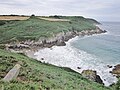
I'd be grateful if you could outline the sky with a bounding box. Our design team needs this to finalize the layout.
[0,0,120,21]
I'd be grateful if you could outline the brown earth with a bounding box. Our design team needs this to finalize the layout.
[0,16,29,20]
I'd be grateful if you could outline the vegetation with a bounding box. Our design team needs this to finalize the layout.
[0,16,119,90]
[0,16,96,44]
[0,49,113,90]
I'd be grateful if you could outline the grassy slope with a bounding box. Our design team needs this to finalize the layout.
[0,16,96,44]
[0,49,112,90]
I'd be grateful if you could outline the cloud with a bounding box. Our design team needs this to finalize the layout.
[0,0,120,21]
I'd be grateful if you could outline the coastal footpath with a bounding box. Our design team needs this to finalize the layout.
[0,15,119,90]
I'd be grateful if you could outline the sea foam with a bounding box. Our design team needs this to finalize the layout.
[34,36,117,86]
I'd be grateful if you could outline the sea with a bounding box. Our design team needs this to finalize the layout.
[34,22,120,86]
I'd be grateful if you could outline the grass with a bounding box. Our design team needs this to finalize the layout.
[0,16,119,90]
[0,49,113,90]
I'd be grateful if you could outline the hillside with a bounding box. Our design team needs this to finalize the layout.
[0,49,113,90]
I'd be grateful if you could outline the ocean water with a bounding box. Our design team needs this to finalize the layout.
[34,22,120,86]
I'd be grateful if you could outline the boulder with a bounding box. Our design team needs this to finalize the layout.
[81,70,103,84]
[77,67,81,69]
[111,64,120,77]
[56,40,66,46]
[107,65,112,68]
[41,58,44,60]
[3,64,21,82]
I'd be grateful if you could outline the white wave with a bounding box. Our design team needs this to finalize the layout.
[109,34,120,37]
[104,31,120,37]
[34,37,117,86]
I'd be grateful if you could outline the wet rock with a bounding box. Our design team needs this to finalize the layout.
[81,70,103,84]
[96,75,103,84]
[107,65,112,68]
[77,67,81,69]
[111,64,120,77]
[41,58,44,60]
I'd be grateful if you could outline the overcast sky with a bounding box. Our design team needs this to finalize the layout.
[0,0,120,21]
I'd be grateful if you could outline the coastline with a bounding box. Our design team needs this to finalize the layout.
[5,26,112,85]
[31,30,118,86]
[25,28,107,59]
[0,15,120,90]
[6,26,106,53]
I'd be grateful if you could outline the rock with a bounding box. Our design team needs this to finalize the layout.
[96,75,103,84]
[3,64,21,82]
[41,58,44,60]
[77,67,81,69]
[107,65,112,68]
[7,44,29,49]
[111,64,120,77]
[56,40,66,46]
[81,70,103,84]
[42,39,47,44]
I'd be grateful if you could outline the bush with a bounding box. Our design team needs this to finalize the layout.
[0,21,6,26]
[0,44,6,49]
[115,79,120,90]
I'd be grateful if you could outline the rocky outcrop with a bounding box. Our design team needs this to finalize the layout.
[111,64,120,77]
[56,39,66,46]
[6,44,30,50]
[81,70,103,84]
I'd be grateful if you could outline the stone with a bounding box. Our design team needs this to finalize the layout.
[3,64,21,82]
[111,64,120,77]
[107,65,112,68]
[56,40,66,46]
[41,58,44,60]
[77,67,81,69]
[81,70,103,84]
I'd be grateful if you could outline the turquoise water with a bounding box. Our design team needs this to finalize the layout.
[71,22,120,65]
[34,22,120,86]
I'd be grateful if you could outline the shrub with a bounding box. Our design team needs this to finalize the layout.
[0,21,6,26]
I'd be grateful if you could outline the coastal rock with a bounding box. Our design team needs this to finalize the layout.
[6,27,106,51]
[41,58,44,60]
[77,67,81,69]
[107,65,112,68]
[81,70,103,84]
[7,44,30,49]
[111,64,120,77]
[56,40,66,46]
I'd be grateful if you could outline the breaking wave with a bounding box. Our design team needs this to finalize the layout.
[34,36,117,86]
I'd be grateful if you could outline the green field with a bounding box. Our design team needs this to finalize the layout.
[0,16,97,44]
[0,16,119,90]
